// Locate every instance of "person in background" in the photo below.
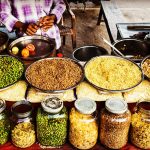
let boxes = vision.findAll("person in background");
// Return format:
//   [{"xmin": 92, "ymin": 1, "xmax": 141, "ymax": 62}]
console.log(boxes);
[{"xmin": 0, "ymin": 0, "xmax": 66, "ymax": 52}]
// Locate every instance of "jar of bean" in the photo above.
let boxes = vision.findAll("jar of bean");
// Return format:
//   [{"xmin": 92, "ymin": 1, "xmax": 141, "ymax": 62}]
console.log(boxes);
[
  {"xmin": 100, "ymin": 98, "xmax": 131, "ymax": 149},
  {"xmin": 10, "ymin": 100, "xmax": 35, "ymax": 148},
  {"xmin": 36, "ymin": 97, "xmax": 68, "ymax": 148},
  {"xmin": 0, "ymin": 99, "xmax": 10, "ymax": 145},
  {"xmin": 131, "ymin": 100, "xmax": 150, "ymax": 149},
  {"xmin": 69, "ymin": 99, "xmax": 98, "ymax": 149}
]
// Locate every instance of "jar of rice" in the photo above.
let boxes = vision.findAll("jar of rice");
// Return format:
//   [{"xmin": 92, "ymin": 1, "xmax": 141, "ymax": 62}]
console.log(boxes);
[
  {"xmin": 69, "ymin": 99, "xmax": 98, "ymax": 149},
  {"xmin": 10, "ymin": 100, "xmax": 35, "ymax": 148},
  {"xmin": 130, "ymin": 100, "xmax": 150, "ymax": 149}
]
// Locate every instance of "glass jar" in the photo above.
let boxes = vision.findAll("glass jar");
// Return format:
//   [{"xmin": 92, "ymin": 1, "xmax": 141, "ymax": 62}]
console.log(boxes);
[
  {"xmin": 36, "ymin": 97, "xmax": 68, "ymax": 147},
  {"xmin": 0, "ymin": 99, "xmax": 10, "ymax": 145},
  {"xmin": 10, "ymin": 100, "xmax": 35, "ymax": 148},
  {"xmin": 131, "ymin": 100, "xmax": 150, "ymax": 149},
  {"xmin": 100, "ymin": 98, "xmax": 131, "ymax": 149},
  {"xmin": 69, "ymin": 99, "xmax": 98, "ymax": 150}
]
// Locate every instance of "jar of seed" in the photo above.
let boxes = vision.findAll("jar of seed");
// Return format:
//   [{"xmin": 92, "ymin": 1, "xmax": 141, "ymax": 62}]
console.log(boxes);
[
  {"xmin": 0, "ymin": 99, "xmax": 10, "ymax": 145},
  {"xmin": 10, "ymin": 100, "xmax": 35, "ymax": 148},
  {"xmin": 69, "ymin": 99, "xmax": 98, "ymax": 150},
  {"xmin": 100, "ymin": 98, "xmax": 131, "ymax": 149},
  {"xmin": 36, "ymin": 97, "xmax": 68, "ymax": 148},
  {"xmin": 131, "ymin": 100, "xmax": 150, "ymax": 149}
]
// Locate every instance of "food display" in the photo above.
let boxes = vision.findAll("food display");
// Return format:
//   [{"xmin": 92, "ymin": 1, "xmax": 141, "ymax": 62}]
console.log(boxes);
[
  {"xmin": 37, "ymin": 97, "xmax": 68, "ymax": 147},
  {"xmin": 25, "ymin": 58, "xmax": 84, "ymax": 91},
  {"xmin": 12, "ymin": 122, "xmax": 35, "ymax": 148},
  {"xmin": 11, "ymin": 101, "xmax": 35, "ymax": 148},
  {"xmin": 0, "ymin": 56, "xmax": 24, "ymax": 89},
  {"xmin": 131, "ymin": 101, "xmax": 150, "ymax": 149},
  {"xmin": 69, "ymin": 99, "xmax": 98, "ymax": 149},
  {"xmin": 100, "ymin": 99, "xmax": 131, "ymax": 149},
  {"xmin": 0, "ymin": 100, "xmax": 10, "ymax": 145},
  {"xmin": 142, "ymin": 57, "xmax": 150, "ymax": 78},
  {"xmin": 84, "ymin": 56, "xmax": 143, "ymax": 91}
]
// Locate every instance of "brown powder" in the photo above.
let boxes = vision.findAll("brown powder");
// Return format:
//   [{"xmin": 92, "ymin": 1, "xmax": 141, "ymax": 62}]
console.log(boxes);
[{"xmin": 26, "ymin": 59, "xmax": 83, "ymax": 91}]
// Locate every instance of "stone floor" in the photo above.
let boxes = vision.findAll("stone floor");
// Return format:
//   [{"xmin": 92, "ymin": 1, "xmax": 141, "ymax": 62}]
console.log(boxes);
[{"xmin": 62, "ymin": 6, "xmax": 111, "ymax": 57}]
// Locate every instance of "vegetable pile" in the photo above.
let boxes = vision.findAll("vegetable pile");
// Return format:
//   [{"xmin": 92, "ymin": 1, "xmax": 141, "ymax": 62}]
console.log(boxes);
[{"xmin": 0, "ymin": 56, "xmax": 24, "ymax": 88}]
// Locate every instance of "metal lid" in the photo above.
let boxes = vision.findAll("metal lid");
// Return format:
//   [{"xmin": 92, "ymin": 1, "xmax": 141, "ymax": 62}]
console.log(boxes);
[
  {"xmin": 0, "ymin": 99, "xmax": 6, "ymax": 113},
  {"xmin": 41, "ymin": 97, "xmax": 63, "ymax": 114},
  {"xmin": 105, "ymin": 98, "xmax": 127, "ymax": 114},
  {"xmin": 75, "ymin": 99, "xmax": 96, "ymax": 115},
  {"xmin": 11, "ymin": 100, "xmax": 33, "ymax": 118}
]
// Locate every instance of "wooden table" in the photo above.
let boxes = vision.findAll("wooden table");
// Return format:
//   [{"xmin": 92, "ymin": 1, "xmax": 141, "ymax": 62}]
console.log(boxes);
[{"xmin": 97, "ymin": 0, "xmax": 150, "ymax": 43}]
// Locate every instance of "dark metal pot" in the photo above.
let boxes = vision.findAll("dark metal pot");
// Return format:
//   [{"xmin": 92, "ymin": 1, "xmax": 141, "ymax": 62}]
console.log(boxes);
[
  {"xmin": 72, "ymin": 45, "xmax": 109, "ymax": 65},
  {"xmin": 0, "ymin": 31, "xmax": 9, "ymax": 52},
  {"xmin": 112, "ymin": 39, "xmax": 150, "ymax": 62}
]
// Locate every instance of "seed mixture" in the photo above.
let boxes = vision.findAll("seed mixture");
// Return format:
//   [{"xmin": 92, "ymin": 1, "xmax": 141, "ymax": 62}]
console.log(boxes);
[
  {"xmin": 100, "ymin": 109, "xmax": 131, "ymax": 149},
  {"xmin": 142, "ymin": 58, "xmax": 150, "ymax": 78},
  {"xmin": 26, "ymin": 59, "xmax": 83, "ymax": 91},
  {"xmin": 131, "ymin": 113, "xmax": 150, "ymax": 149}
]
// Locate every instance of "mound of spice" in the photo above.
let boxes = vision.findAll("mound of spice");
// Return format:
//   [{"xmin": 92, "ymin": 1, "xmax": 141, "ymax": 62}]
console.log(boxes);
[
  {"xmin": 26, "ymin": 58, "xmax": 83, "ymax": 91},
  {"xmin": 142, "ymin": 58, "xmax": 150, "ymax": 78},
  {"xmin": 0, "ymin": 56, "xmax": 24, "ymax": 88}
]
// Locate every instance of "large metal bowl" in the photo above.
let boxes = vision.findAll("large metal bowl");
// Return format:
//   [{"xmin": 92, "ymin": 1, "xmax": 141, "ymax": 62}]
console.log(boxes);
[
  {"xmin": 8, "ymin": 35, "xmax": 55, "ymax": 60},
  {"xmin": 112, "ymin": 39, "xmax": 150, "ymax": 62},
  {"xmin": 84, "ymin": 55, "xmax": 144, "ymax": 93},
  {"xmin": 0, "ymin": 55, "xmax": 25, "ymax": 91},
  {"xmin": 25, "ymin": 57, "xmax": 84, "ymax": 93},
  {"xmin": 0, "ymin": 31, "xmax": 9, "ymax": 52}
]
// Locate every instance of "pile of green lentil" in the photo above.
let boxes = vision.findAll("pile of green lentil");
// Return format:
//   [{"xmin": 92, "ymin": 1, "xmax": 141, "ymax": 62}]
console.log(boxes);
[
  {"xmin": 0, "ymin": 56, "xmax": 24, "ymax": 88},
  {"xmin": 36, "ymin": 107, "xmax": 68, "ymax": 147}
]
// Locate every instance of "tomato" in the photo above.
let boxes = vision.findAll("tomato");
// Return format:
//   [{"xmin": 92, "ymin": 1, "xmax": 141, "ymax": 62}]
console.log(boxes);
[
  {"xmin": 26, "ymin": 44, "xmax": 35, "ymax": 52},
  {"xmin": 21, "ymin": 48, "xmax": 29, "ymax": 57}
]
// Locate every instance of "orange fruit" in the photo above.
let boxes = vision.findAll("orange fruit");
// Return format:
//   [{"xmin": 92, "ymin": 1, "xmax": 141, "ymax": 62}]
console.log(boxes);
[
  {"xmin": 26, "ymin": 43, "xmax": 35, "ymax": 52},
  {"xmin": 21, "ymin": 48, "xmax": 29, "ymax": 57}
]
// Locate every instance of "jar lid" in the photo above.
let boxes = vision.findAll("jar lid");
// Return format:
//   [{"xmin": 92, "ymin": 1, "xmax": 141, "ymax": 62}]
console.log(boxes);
[
  {"xmin": 0, "ymin": 99, "xmax": 6, "ymax": 113},
  {"xmin": 41, "ymin": 97, "xmax": 63, "ymax": 114},
  {"xmin": 75, "ymin": 99, "xmax": 96, "ymax": 115},
  {"xmin": 105, "ymin": 98, "xmax": 127, "ymax": 114},
  {"xmin": 11, "ymin": 100, "xmax": 33, "ymax": 118}
]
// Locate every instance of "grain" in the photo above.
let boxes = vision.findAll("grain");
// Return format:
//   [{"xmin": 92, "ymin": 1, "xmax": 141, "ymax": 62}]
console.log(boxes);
[
  {"xmin": 142, "ymin": 58, "xmax": 150, "ymax": 78},
  {"xmin": 26, "ymin": 59, "xmax": 83, "ymax": 91}
]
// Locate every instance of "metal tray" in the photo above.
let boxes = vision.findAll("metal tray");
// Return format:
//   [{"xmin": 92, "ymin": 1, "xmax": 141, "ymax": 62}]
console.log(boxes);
[
  {"xmin": 25, "ymin": 57, "xmax": 84, "ymax": 93},
  {"xmin": 8, "ymin": 35, "xmax": 55, "ymax": 60},
  {"xmin": 0, "ymin": 31, "xmax": 9, "ymax": 52},
  {"xmin": 84, "ymin": 55, "xmax": 144, "ymax": 93},
  {"xmin": 0, "ymin": 55, "xmax": 25, "ymax": 91}
]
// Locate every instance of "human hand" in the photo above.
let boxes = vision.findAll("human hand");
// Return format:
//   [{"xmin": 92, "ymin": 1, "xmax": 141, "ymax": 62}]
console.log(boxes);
[
  {"xmin": 38, "ymin": 15, "xmax": 56, "ymax": 32},
  {"xmin": 25, "ymin": 23, "xmax": 39, "ymax": 35}
]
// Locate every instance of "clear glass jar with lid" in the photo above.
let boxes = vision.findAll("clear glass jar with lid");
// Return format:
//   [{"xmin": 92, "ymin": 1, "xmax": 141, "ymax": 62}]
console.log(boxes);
[
  {"xmin": 36, "ymin": 97, "xmax": 68, "ymax": 148},
  {"xmin": 69, "ymin": 99, "xmax": 98, "ymax": 150},
  {"xmin": 130, "ymin": 100, "xmax": 150, "ymax": 149},
  {"xmin": 0, "ymin": 99, "xmax": 10, "ymax": 145},
  {"xmin": 100, "ymin": 98, "xmax": 131, "ymax": 149},
  {"xmin": 10, "ymin": 100, "xmax": 35, "ymax": 148}
]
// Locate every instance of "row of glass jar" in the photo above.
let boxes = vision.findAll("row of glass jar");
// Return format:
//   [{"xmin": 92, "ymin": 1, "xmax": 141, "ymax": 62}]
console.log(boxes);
[{"xmin": 0, "ymin": 98, "xmax": 149, "ymax": 149}]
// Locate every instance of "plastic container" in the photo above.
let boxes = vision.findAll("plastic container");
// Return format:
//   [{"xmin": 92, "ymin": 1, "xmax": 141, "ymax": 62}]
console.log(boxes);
[
  {"xmin": 0, "ymin": 99, "xmax": 10, "ymax": 145},
  {"xmin": 100, "ymin": 98, "xmax": 131, "ymax": 149},
  {"xmin": 36, "ymin": 97, "xmax": 68, "ymax": 147},
  {"xmin": 10, "ymin": 100, "xmax": 35, "ymax": 148},
  {"xmin": 131, "ymin": 100, "xmax": 150, "ymax": 149},
  {"xmin": 69, "ymin": 99, "xmax": 98, "ymax": 149}
]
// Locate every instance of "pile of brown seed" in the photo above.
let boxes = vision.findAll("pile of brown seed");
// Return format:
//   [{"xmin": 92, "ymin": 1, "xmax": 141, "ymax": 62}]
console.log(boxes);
[{"xmin": 26, "ymin": 59, "xmax": 83, "ymax": 91}]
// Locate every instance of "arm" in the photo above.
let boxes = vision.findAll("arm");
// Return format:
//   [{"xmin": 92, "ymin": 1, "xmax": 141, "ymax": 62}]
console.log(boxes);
[
  {"xmin": 0, "ymin": 0, "xmax": 19, "ymax": 32},
  {"xmin": 50, "ymin": 0, "xmax": 66, "ymax": 24}
]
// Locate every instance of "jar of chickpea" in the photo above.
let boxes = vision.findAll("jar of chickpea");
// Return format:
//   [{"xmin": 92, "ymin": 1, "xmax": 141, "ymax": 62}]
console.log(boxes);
[
  {"xmin": 69, "ymin": 99, "xmax": 98, "ymax": 150},
  {"xmin": 131, "ymin": 100, "xmax": 150, "ymax": 149},
  {"xmin": 10, "ymin": 100, "xmax": 35, "ymax": 148},
  {"xmin": 100, "ymin": 98, "xmax": 131, "ymax": 149}
]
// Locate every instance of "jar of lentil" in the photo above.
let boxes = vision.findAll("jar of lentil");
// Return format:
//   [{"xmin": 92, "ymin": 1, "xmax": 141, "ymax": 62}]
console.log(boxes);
[
  {"xmin": 10, "ymin": 100, "xmax": 35, "ymax": 148},
  {"xmin": 0, "ymin": 99, "xmax": 10, "ymax": 145},
  {"xmin": 36, "ymin": 97, "xmax": 68, "ymax": 148},
  {"xmin": 100, "ymin": 98, "xmax": 131, "ymax": 149},
  {"xmin": 69, "ymin": 99, "xmax": 98, "ymax": 149},
  {"xmin": 131, "ymin": 100, "xmax": 150, "ymax": 149}
]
